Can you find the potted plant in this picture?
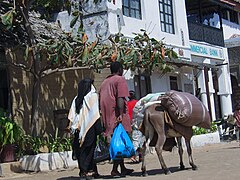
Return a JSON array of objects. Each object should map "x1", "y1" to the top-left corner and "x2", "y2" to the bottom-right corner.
[{"x1": 0, "y1": 109, "x2": 23, "y2": 163}]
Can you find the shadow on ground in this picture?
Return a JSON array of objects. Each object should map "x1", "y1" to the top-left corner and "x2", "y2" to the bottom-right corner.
[{"x1": 56, "y1": 166, "x2": 191, "y2": 180}]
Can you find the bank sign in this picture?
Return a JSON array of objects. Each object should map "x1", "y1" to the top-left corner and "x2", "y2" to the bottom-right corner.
[{"x1": 190, "y1": 42, "x2": 224, "y2": 60}]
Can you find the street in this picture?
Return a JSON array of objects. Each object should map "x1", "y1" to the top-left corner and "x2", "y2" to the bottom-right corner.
[{"x1": 1, "y1": 141, "x2": 240, "y2": 180}]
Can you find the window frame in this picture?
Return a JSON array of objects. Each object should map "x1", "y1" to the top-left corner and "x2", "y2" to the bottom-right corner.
[
  {"x1": 159, "y1": 0, "x2": 175, "y2": 34},
  {"x1": 122, "y1": 0, "x2": 142, "y2": 20}
]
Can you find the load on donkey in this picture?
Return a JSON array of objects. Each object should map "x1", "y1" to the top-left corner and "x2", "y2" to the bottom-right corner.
[{"x1": 133, "y1": 90, "x2": 211, "y2": 176}]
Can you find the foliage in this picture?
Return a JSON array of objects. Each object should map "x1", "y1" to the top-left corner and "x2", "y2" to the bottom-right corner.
[
  {"x1": 33, "y1": 30, "x2": 178, "y2": 75},
  {"x1": 0, "y1": 0, "x2": 178, "y2": 136},
  {"x1": 45, "y1": 128, "x2": 72, "y2": 153},
  {"x1": 0, "y1": 108, "x2": 24, "y2": 153},
  {"x1": 1, "y1": 1, "x2": 178, "y2": 74},
  {"x1": 193, "y1": 122, "x2": 218, "y2": 135},
  {"x1": 31, "y1": 0, "x2": 71, "y2": 21},
  {"x1": 17, "y1": 131, "x2": 73, "y2": 156},
  {"x1": 21, "y1": 135, "x2": 46, "y2": 155}
]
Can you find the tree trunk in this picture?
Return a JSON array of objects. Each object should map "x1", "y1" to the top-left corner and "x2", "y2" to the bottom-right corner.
[
  {"x1": 31, "y1": 76, "x2": 41, "y2": 136},
  {"x1": 19, "y1": 2, "x2": 42, "y2": 136}
]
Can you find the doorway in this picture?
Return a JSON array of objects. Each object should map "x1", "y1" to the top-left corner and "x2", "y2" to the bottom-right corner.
[
  {"x1": 134, "y1": 74, "x2": 151, "y2": 99},
  {"x1": 0, "y1": 48, "x2": 9, "y2": 111}
]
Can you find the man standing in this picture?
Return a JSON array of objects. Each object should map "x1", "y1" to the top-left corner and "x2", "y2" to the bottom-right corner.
[{"x1": 99, "y1": 61, "x2": 134, "y2": 177}]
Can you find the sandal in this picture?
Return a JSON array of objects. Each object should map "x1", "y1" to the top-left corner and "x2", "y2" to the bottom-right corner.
[
  {"x1": 92, "y1": 172, "x2": 101, "y2": 179},
  {"x1": 130, "y1": 157, "x2": 138, "y2": 163},
  {"x1": 111, "y1": 170, "x2": 121, "y2": 178},
  {"x1": 79, "y1": 172, "x2": 94, "y2": 180}
]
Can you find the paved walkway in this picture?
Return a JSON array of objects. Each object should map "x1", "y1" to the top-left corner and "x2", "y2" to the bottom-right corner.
[{"x1": 1, "y1": 141, "x2": 240, "y2": 180}]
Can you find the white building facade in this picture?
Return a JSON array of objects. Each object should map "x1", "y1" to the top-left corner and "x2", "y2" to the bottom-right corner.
[{"x1": 57, "y1": 0, "x2": 233, "y2": 121}]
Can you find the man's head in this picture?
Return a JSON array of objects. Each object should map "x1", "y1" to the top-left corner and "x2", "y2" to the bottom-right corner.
[
  {"x1": 129, "y1": 90, "x2": 136, "y2": 100},
  {"x1": 110, "y1": 61, "x2": 123, "y2": 75}
]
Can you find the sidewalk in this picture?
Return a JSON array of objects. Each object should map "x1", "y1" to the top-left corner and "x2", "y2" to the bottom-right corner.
[{"x1": 1, "y1": 141, "x2": 239, "y2": 180}]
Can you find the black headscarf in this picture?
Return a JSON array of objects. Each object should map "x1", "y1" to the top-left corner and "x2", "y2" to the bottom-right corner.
[{"x1": 75, "y1": 78, "x2": 94, "y2": 114}]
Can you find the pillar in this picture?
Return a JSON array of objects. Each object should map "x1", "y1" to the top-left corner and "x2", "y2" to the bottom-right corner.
[{"x1": 217, "y1": 48, "x2": 233, "y2": 117}]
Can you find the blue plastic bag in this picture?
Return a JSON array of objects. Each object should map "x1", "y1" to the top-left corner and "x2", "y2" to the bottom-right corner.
[{"x1": 109, "y1": 123, "x2": 136, "y2": 160}]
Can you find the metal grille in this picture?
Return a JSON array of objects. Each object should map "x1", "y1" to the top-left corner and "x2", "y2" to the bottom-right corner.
[{"x1": 188, "y1": 22, "x2": 224, "y2": 47}]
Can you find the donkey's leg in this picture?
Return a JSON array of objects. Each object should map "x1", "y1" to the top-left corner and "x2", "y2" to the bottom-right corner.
[
  {"x1": 154, "y1": 133, "x2": 171, "y2": 175},
  {"x1": 141, "y1": 141, "x2": 148, "y2": 176},
  {"x1": 185, "y1": 138, "x2": 197, "y2": 170},
  {"x1": 176, "y1": 137, "x2": 185, "y2": 170}
]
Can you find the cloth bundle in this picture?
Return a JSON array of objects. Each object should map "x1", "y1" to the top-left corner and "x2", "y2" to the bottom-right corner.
[{"x1": 159, "y1": 90, "x2": 211, "y2": 129}]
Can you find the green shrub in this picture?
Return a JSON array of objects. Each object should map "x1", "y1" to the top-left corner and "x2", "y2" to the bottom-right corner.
[
  {"x1": 0, "y1": 109, "x2": 23, "y2": 155},
  {"x1": 193, "y1": 122, "x2": 218, "y2": 135}
]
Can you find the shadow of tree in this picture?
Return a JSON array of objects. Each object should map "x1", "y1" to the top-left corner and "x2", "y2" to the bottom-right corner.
[{"x1": 8, "y1": 54, "x2": 95, "y2": 136}]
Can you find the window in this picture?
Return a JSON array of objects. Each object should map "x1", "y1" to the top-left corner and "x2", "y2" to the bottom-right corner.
[
  {"x1": 222, "y1": 9, "x2": 239, "y2": 24},
  {"x1": 170, "y1": 76, "x2": 178, "y2": 90},
  {"x1": 159, "y1": 0, "x2": 175, "y2": 34},
  {"x1": 122, "y1": 0, "x2": 142, "y2": 19}
]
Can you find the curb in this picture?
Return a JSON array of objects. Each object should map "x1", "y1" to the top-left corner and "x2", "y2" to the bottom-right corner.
[
  {"x1": 190, "y1": 131, "x2": 220, "y2": 147},
  {"x1": 20, "y1": 151, "x2": 77, "y2": 172},
  {"x1": 0, "y1": 161, "x2": 22, "y2": 177}
]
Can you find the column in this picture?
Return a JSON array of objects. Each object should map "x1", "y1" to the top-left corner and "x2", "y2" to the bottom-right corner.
[
  {"x1": 217, "y1": 48, "x2": 233, "y2": 117},
  {"x1": 197, "y1": 59, "x2": 217, "y2": 121},
  {"x1": 208, "y1": 69, "x2": 216, "y2": 121}
]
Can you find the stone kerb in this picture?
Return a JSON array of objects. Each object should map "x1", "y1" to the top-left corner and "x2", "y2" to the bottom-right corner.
[
  {"x1": 20, "y1": 151, "x2": 77, "y2": 172},
  {"x1": 182, "y1": 131, "x2": 220, "y2": 149}
]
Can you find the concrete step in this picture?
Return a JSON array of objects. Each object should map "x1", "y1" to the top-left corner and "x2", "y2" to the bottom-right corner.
[{"x1": 0, "y1": 161, "x2": 22, "y2": 177}]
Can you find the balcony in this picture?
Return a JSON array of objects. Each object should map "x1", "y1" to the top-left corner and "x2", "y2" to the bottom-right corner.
[{"x1": 188, "y1": 21, "x2": 224, "y2": 47}]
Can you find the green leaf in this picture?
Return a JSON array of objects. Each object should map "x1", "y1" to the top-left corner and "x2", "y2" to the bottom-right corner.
[
  {"x1": 82, "y1": 46, "x2": 89, "y2": 63},
  {"x1": 1, "y1": 10, "x2": 14, "y2": 29},
  {"x1": 72, "y1": 11, "x2": 79, "y2": 16},
  {"x1": 24, "y1": 45, "x2": 29, "y2": 61},
  {"x1": 115, "y1": 35, "x2": 120, "y2": 43},
  {"x1": 70, "y1": 14, "x2": 79, "y2": 28}
]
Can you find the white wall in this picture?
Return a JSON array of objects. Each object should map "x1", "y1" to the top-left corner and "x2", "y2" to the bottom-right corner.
[
  {"x1": 150, "y1": 72, "x2": 169, "y2": 93},
  {"x1": 222, "y1": 19, "x2": 240, "y2": 40},
  {"x1": 107, "y1": 0, "x2": 191, "y2": 59}
]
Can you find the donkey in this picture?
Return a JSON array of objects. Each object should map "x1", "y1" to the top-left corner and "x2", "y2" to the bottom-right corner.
[{"x1": 140, "y1": 103, "x2": 197, "y2": 176}]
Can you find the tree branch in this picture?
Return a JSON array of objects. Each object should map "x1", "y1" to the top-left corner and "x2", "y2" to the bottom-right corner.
[{"x1": 41, "y1": 66, "x2": 91, "y2": 78}]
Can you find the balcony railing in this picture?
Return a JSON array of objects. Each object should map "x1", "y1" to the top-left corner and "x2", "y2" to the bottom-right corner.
[{"x1": 188, "y1": 21, "x2": 224, "y2": 47}]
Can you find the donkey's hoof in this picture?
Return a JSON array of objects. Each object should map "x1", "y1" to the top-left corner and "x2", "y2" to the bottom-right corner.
[
  {"x1": 164, "y1": 169, "x2": 171, "y2": 175},
  {"x1": 192, "y1": 165, "x2": 198, "y2": 170},
  {"x1": 142, "y1": 172, "x2": 148, "y2": 177},
  {"x1": 180, "y1": 164, "x2": 185, "y2": 170}
]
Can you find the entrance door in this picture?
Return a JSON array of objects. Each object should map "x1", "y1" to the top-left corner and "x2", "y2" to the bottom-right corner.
[
  {"x1": 0, "y1": 49, "x2": 9, "y2": 111},
  {"x1": 170, "y1": 76, "x2": 178, "y2": 90},
  {"x1": 134, "y1": 75, "x2": 151, "y2": 99}
]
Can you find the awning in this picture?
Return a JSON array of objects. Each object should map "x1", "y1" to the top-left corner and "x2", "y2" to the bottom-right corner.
[
  {"x1": 166, "y1": 58, "x2": 221, "y2": 69},
  {"x1": 225, "y1": 37, "x2": 240, "y2": 48}
]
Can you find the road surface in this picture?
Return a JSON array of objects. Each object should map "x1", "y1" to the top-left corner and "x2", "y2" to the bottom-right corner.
[{"x1": 1, "y1": 141, "x2": 240, "y2": 180}]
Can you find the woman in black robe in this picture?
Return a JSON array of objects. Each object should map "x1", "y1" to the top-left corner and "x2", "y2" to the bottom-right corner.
[{"x1": 67, "y1": 78, "x2": 102, "y2": 179}]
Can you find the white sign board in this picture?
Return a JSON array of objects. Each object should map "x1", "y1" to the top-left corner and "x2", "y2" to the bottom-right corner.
[{"x1": 190, "y1": 42, "x2": 224, "y2": 60}]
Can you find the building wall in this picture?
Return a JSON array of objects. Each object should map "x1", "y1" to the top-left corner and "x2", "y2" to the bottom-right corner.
[
  {"x1": 107, "y1": 0, "x2": 191, "y2": 59},
  {"x1": 5, "y1": 48, "x2": 110, "y2": 135},
  {"x1": 107, "y1": 0, "x2": 194, "y2": 95},
  {"x1": 222, "y1": 19, "x2": 240, "y2": 39}
]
